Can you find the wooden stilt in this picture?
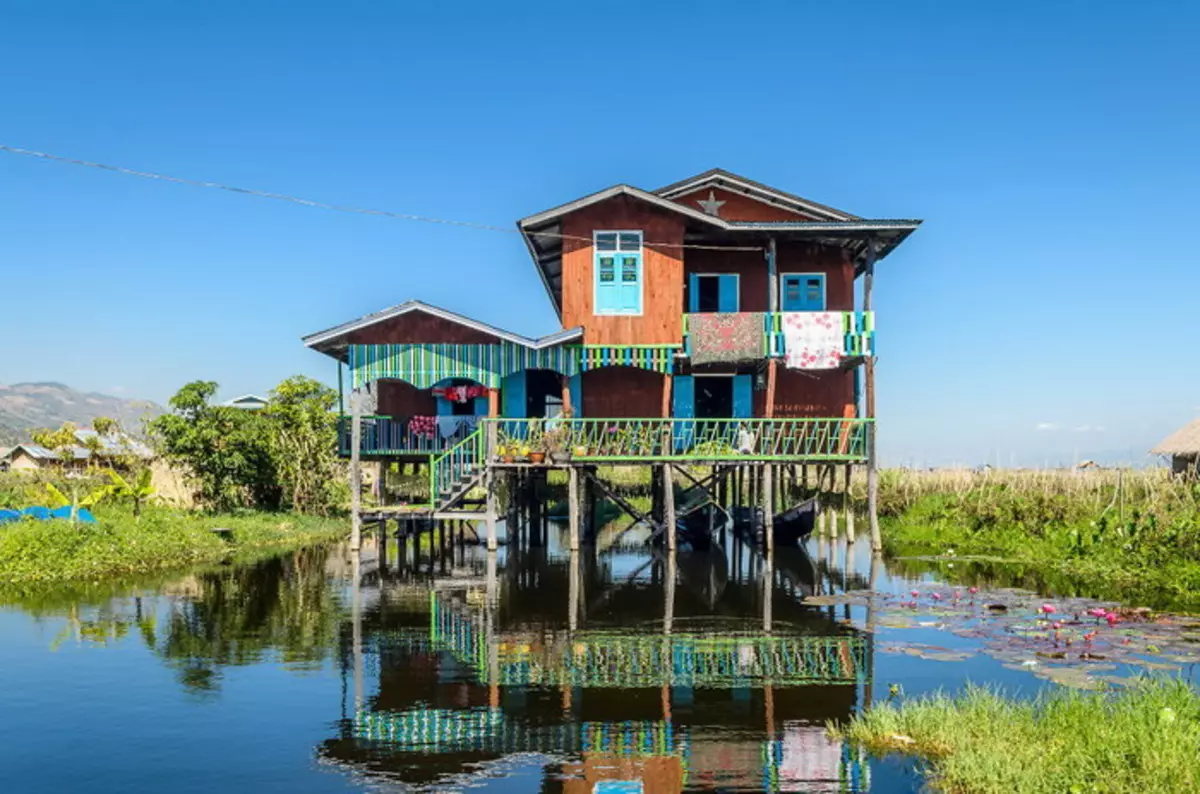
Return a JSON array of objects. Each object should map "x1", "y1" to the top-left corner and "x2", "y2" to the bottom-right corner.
[
  {"x1": 864, "y1": 238, "x2": 881, "y2": 551},
  {"x1": 827, "y1": 466, "x2": 839, "y2": 539},
  {"x1": 663, "y1": 463, "x2": 677, "y2": 552},
  {"x1": 763, "y1": 464, "x2": 774, "y2": 551},
  {"x1": 844, "y1": 463, "x2": 856, "y2": 542},
  {"x1": 568, "y1": 466, "x2": 580, "y2": 551},
  {"x1": 485, "y1": 469, "x2": 498, "y2": 551},
  {"x1": 349, "y1": 392, "x2": 363, "y2": 552}
]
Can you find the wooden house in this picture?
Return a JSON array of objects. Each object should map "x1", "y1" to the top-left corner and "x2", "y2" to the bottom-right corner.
[
  {"x1": 1152, "y1": 418, "x2": 1200, "y2": 477},
  {"x1": 304, "y1": 169, "x2": 919, "y2": 548}
]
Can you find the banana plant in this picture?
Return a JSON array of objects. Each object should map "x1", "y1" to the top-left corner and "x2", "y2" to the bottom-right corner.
[{"x1": 104, "y1": 468, "x2": 156, "y2": 517}]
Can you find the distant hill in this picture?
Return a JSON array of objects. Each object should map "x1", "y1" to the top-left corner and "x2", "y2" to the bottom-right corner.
[{"x1": 0, "y1": 382, "x2": 163, "y2": 445}]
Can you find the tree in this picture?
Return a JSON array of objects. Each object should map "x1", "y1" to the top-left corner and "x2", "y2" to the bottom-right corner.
[
  {"x1": 263, "y1": 376, "x2": 342, "y2": 514},
  {"x1": 149, "y1": 381, "x2": 279, "y2": 511},
  {"x1": 92, "y1": 416, "x2": 119, "y2": 436}
]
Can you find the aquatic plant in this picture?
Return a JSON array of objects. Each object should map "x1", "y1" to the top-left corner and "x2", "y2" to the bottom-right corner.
[{"x1": 833, "y1": 678, "x2": 1200, "y2": 794}]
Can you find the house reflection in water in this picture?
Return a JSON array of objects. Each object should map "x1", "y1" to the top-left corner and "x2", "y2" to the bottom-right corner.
[{"x1": 318, "y1": 529, "x2": 873, "y2": 792}]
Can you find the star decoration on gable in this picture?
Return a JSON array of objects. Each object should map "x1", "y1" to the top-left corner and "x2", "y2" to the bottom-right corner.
[{"x1": 696, "y1": 190, "x2": 726, "y2": 217}]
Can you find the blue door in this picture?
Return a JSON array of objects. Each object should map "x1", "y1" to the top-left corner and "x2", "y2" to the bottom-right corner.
[
  {"x1": 617, "y1": 252, "x2": 642, "y2": 314},
  {"x1": 732, "y1": 374, "x2": 753, "y2": 418},
  {"x1": 781, "y1": 274, "x2": 826, "y2": 311},
  {"x1": 672, "y1": 375, "x2": 695, "y2": 450},
  {"x1": 687, "y1": 273, "x2": 739, "y2": 312}
]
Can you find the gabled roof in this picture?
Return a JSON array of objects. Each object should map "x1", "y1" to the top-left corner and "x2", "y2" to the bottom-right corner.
[
  {"x1": 6, "y1": 443, "x2": 89, "y2": 461},
  {"x1": 654, "y1": 168, "x2": 859, "y2": 222},
  {"x1": 1152, "y1": 418, "x2": 1200, "y2": 455},
  {"x1": 223, "y1": 394, "x2": 269, "y2": 408},
  {"x1": 302, "y1": 299, "x2": 583, "y2": 361},
  {"x1": 518, "y1": 170, "x2": 921, "y2": 315}
]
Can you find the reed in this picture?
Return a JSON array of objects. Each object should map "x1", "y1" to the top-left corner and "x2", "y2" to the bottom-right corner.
[{"x1": 833, "y1": 678, "x2": 1200, "y2": 794}]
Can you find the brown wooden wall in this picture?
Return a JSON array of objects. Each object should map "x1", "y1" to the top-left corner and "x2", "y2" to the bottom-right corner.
[
  {"x1": 763, "y1": 368, "x2": 856, "y2": 418},
  {"x1": 343, "y1": 311, "x2": 501, "y2": 345},
  {"x1": 560, "y1": 195, "x2": 685, "y2": 345},
  {"x1": 581, "y1": 367, "x2": 666, "y2": 418},
  {"x1": 375, "y1": 379, "x2": 436, "y2": 417},
  {"x1": 683, "y1": 243, "x2": 853, "y2": 312},
  {"x1": 670, "y1": 186, "x2": 815, "y2": 221}
]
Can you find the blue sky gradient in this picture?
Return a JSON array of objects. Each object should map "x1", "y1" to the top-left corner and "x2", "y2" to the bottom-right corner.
[{"x1": 2, "y1": 0, "x2": 1197, "y2": 465}]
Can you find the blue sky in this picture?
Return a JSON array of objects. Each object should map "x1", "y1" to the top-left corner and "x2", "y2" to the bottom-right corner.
[{"x1": 2, "y1": 0, "x2": 1197, "y2": 466}]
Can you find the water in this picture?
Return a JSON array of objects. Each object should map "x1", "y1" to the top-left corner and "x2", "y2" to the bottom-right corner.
[{"x1": 2, "y1": 520, "x2": 1195, "y2": 793}]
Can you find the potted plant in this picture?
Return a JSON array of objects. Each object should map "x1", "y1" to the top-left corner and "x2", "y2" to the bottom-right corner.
[
  {"x1": 517, "y1": 444, "x2": 533, "y2": 463},
  {"x1": 543, "y1": 426, "x2": 570, "y2": 464},
  {"x1": 497, "y1": 444, "x2": 516, "y2": 464}
]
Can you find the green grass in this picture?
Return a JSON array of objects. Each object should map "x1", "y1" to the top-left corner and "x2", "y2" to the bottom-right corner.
[
  {"x1": 877, "y1": 468, "x2": 1200, "y2": 610},
  {"x1": 834, "y1": 679, "x2": 1200, "y2": 794},
  {"x1": 0, "y1": 503, "x2": 347, "y2": 593}
]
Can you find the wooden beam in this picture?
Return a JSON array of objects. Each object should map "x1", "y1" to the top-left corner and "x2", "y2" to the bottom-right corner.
[
  {"x1": 350, "y1": 391, "x2": 363, "y2": 551},
  {"x1": 560, "y1": 374, "x2": 572, "y2": 417},
  {"x1": 765, "y1": 359, "x2": 778, "y2": 419},
  {"x1": 767, "y1": 236, "x2": 779, "y2": 312},
  {"x1": 488, "y1": 387, "x2": 500, "y2": 418},
  {"x1": 661, "y1": 373, "x2": 673, "y2": 418},
  {"x1": 763, "y1": 464, "x2": 774, "y2": 552}
]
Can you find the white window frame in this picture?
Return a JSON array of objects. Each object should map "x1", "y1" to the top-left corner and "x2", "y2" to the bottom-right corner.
[
  {"x1": 593, "y1": 230, "x2": 644, "y2": 316},
  {"x1": 688, "y1": 272, "x2": 740, "y2": 313},
  {"x1": 779, "y1": 272, "x2": 827, "y2": 311}
]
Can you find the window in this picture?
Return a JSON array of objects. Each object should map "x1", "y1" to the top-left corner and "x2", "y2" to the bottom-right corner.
[
  {"x1": 594, "y1": 230, "x2": 643, "y2": 315},
  {"x1": 688, "y1": 273, "x2": 739, "y2": 312},
  {"x1": 780, "y1": 273, "x2": 826, "y2": 311}
]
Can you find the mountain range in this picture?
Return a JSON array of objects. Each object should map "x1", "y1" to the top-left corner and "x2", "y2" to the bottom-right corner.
[{"x1": 0, "y1": 382, "x2": 163, "y2": 446}]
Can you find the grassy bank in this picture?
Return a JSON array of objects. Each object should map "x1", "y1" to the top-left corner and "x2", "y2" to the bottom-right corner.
[
  {"x1": 0, "y1": 504, "x2": 347, "y2": 591},
  {"x1": 834, "y1": 679, "x2": 1200, "y2": 793},
  {"x1": 878, "y1": 468, "x2": 1200, "y2": 609}
]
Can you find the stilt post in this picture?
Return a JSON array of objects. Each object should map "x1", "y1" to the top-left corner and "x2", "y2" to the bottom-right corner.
[
  {"x1": 349, "y1": 391, "x2": 363, "y2": 551},
  {"x1": 763, "y1": 464, "x2": 774, "y2": 551},
  {"x1": 863, "y1": 238, "x2": 881, "y2": 550},
  {"x1": 663, "y1": 463, "x2": 677, "y2": 552},
  {"x1": 568, "y1": 465, "x2": 581, "y2": 551}
]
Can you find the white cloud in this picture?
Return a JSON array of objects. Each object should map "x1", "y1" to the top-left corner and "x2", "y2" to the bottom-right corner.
[{"x1": 1035, "y1": 422, "x2": 1059, "y2": 431}]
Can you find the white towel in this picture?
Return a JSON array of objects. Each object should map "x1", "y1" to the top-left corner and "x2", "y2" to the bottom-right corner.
[{"x1": 782, "y1": 312, "x2": 844, "y2": 370}]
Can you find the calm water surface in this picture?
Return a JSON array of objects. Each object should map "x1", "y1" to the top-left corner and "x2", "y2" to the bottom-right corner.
[{"x1": 2, "y1": 519, "x2": 1192, "y2": 793}]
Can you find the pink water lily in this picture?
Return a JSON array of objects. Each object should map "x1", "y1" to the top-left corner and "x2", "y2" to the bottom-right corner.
[
  {"x1": 910, "y1": 589, "x2": 920, "y2": 597},
  {"x1": 1038, "y1": 604, "x2": 1057, "y2": 615},
  {"x1": 931, "y1": 593, "x2": 942, "y2": 601},
  {"x1": 968, "y1": 587, "x2": 979, "y2": 595},
  {"x1": 1088, "y1": 607, "x2": 1108, "y2": 619}
]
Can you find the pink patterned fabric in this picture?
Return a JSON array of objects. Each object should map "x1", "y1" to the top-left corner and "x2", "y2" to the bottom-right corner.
[{"x1": 782, "y1": 312, "x2": 844, "y2": 370}]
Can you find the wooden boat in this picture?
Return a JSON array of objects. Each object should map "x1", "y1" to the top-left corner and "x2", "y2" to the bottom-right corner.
[
  {"x1": 732, "y1": 498, "x2": 819, "y2": 547},
  {"x1": 675, "y1": 502, "x2": 729, "y2": 552}
]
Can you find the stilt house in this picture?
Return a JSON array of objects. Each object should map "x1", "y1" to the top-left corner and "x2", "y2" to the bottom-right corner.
[{"x1": 303, "y1": 169, "x2": 919, "y2": 531}]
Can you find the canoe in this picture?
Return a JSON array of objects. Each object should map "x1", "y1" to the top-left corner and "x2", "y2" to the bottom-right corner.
[
  {"x1": 675, "y1": 503, "x2": 729, "y2": 552},
  {"x1": 732, "y1": 497, "x2": 820, "y2": 547}
]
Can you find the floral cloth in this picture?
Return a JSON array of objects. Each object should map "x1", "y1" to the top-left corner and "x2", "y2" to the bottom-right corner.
[
  {"x1": 782, "y1": 312, "x2": 844, "y2": 370},
  {"x1": 432, "y1": 384, "x2": 489, "y2": 403},
  {"x1": 688, "y1": 312, "x2": 765, "y2": 365}
]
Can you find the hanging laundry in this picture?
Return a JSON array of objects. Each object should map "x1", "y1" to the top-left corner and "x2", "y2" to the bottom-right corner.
[
  {"x1": 409, "y1": 415, "x2": 437, "y2": 438},
  {"x1": 782, "y1": 312, "x2": 845, "y2": 370},
  {"x1": 688, "y1": 312, "x2": 765, "y2": 365}
]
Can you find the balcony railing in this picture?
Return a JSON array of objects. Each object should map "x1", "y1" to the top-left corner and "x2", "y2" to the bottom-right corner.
[
  {"x1": 682, "y1": 311, "x2": 874, "y2": 361},
  {"x1": 484, "y1": 417, "x2": 872, "y2": 462},
  {"x1": 337, "y1": 415, "x2": 480, "y2": 456}
]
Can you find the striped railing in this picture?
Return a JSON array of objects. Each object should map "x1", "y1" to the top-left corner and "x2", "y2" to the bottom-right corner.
[
  {"x1": 337, "y1": 415, "x2": 477, "y2": 456},
  {"x1": 682, "y1": 311, "x2": 874, "y2": 361},
  {"x1": 429, "y1": 428, "x2": 485, "y2": 507},
  {"x1": 484, "y1": 417, "x2": 871, "y2": 462}
]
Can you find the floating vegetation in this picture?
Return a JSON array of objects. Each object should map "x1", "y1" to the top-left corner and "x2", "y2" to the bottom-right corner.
[{"x1": 844, "y1": 586, "x2": 1200, "y2": 690}]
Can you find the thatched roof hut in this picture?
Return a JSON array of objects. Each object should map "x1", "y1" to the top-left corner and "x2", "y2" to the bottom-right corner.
[{"x1": 1151, "y1": 418, "x2": 1200, "y2": 475}]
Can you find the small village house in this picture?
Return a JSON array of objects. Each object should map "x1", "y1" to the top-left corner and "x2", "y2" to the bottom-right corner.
[
  {"x1": 1, "y1": 428, "x2": 153, "y2": 473},
  {"x1": 222, "y1": 394, "x2": 270, "y2": 410},
  {"x1": 1152, "y1": 418, "x2": 1200, "y2": 477},
  {"x1": 303, "y1": 169, "x2": 920, "y2": 549}
]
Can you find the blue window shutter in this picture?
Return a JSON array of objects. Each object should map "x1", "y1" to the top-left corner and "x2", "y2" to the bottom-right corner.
[
  {"x1": 595, "y1": 252, "x2": 619, "y2": 314},
  {"x1": 781, "y1": 274, "x2": 826, "y2": 311},
  {"x1": 619, "y1": 253, "x2": 642, "y2": 314},
  {"x1": 473, "y1": 396, "x2": 488, "y2": 415},
  {"x1": 718, "y1": 274, "x2": 739, "y2": 312},
  {"x1": 501, "y1": 371, "x2": 526, "y2": 418},
  {"x1": 568, "y1": 373, "x2": 583, "y2": 417},
  {"x1": 733, "y1": 374, "x2": 753, "y2": 418},
  {"x1": 672, "y1": 376, "x2": 695, "y2": 418},
  {"x1": 436, "y1": 396, "x2": 453, "y2": 416},
  {"x1": 688, "y1": 272, "x2": 700, "y2": 312}
]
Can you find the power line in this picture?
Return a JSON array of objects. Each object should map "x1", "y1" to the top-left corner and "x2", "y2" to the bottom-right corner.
[{"x1": 0, "y1": 144, "x2": 764, "y2": 252}]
